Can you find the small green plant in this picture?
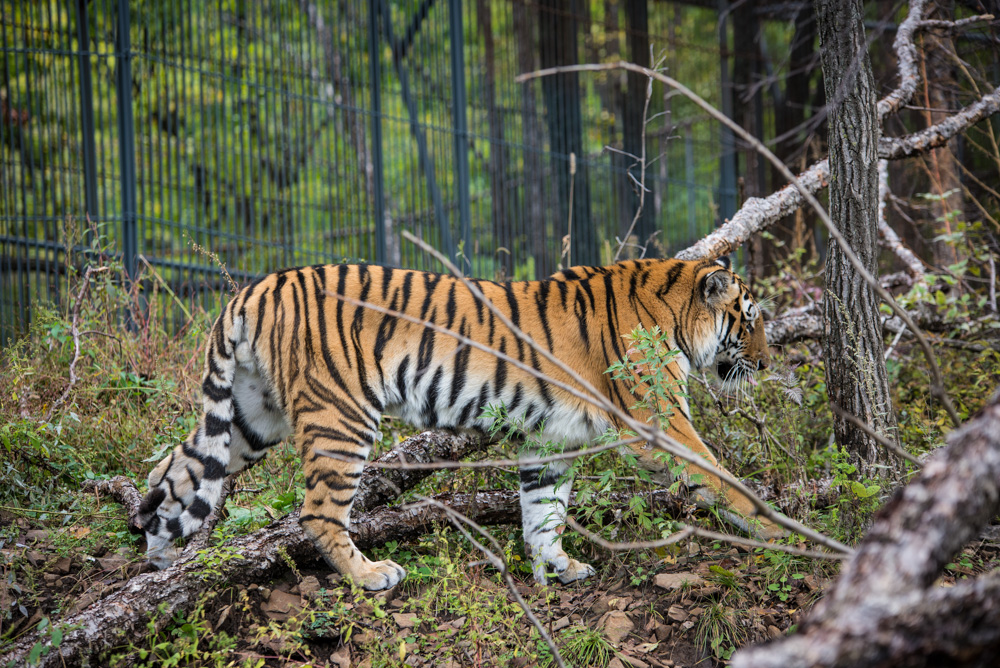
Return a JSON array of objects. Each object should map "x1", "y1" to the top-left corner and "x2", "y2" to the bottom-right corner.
[
  {"x1": 695, "y1": 601, "x2": 747, "y2": 662},
  {"x1": 550, "y1": 625, "x2": 614, "y2": 668}
]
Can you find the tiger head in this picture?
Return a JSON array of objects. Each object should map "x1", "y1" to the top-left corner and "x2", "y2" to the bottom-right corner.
[{"x1": 695, "y1": 257, "x2": 770, "y2": 393}]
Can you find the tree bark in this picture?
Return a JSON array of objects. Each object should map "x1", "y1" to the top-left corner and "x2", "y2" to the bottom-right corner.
[
  {"x1": 733, "y1": 389, "x2": 1000, "y2": 668},
  {"x1": 815, "y1": 0, "x2": 901, "y2": 473}
]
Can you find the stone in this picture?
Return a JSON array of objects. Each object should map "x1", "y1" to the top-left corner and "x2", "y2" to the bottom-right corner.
[
  {"x1": 590, "y1": 595, "x2": 613, "y2": 616},
  {"x1": 600, "y1": 611, "x2": 634, "y2": 644},
  {"x1": 667, "y1": 605, "x2": 688, "y2": 623},
  {"x1": 261, "y1": 589, "x2": 303, "y2": 622},
  {"x1": 653, "y1": 572, "x2": 706, "y2": 592},
  {"x1": 299, "y1": 575, "x2": 322, "y2": 599},
  {"x1": 620, "y1": 655, "x2": 650, "y2": 668},
  {"x1": 24, "y1": 530, "x2": 49, "y2": 544},
  {"x1": 329, "y1": 644, "x2": 351, "y2": 668},
  {"x1": 768, "y1": 624, "x2": 782, "y2": 639},
  {"x1": 551, "y1": 615, "x2": 571, "y2": 632},
  {"x1": 97, "y1": 555, "x2": 129, "y2": 572},
  {"x1": 392, "y1": 612, "x2": 419, "y2": 630},
  {"x1": 52, "y1": 557, "x2": 73, "y2": 575}
]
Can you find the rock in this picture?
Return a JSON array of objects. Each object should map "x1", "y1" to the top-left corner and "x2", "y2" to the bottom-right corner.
[
  {"x1": 25, "y1": 550, "x2": 44, "y2": 566},
  {"x1": 42, "y1": 573, "x2": 59, "y2": 585},
  {"x1": 653, "y1": 572, "x2": 706, "y2": 592},
  {"x1": 329, "y1": 644, "x2": 351, "y2": 668},
  {"x1": 97, "y1": 555, "x2": 129, "y2": 572},
  {"x1": 667, "y1": 605, "x2": 688, "y2": 623},
  {"x1": 552, "y1": 615, "x2": 571, "y2": 632},
  {"x1": 620, "y1": 655, "x2": 650, "y2": 668},
  {"x1": 392, "y1": 612, "x2": 419, "y2": 630},
  {"x1": 52, "y1": 557, "x2": 73, "y2": 575},
  {"x1": 654, "y1": 623, "x2": 672, "y2": 641},
  {"x1": 450, "y1": 616, "x2": 466, "y2": 629},
  {"x1": 24, "y1": 530, "x2": 49, "y2": 544},
  {"x1": 351, "y1": 630, "x2": 374, "y2": 645},
  {"x1": 299, "y1": 575, "x2": 322, "y2": 599},
  {"x1": 389, "y1": 598, "x2": 406, "y2": 609},
  {"x1": 261, "y1": 589, "x2": 303, "y2": 622},
  {"x1": 600, "y1": 611, "x2": 634, "y2": 644},
  {"x1": 768, "y1": 624, "x2": 782, "y2": 639},
  {"x1": 590, "y1": 595, "x2": 613, "y2": 616}
]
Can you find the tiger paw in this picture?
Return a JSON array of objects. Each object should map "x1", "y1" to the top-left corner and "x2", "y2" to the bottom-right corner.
[
  {"x1": 146, "y1": 534, "x2": 183, "y2": 570},
  {"x1": 349, "y1": 559, "x2": 407, "y2": 591},
  {"x1": 555, "y1": 558, "x2": 596, "y2": 584},
  {"x1": 532, "y1": 552, "x2": 595, "y2": 585}
]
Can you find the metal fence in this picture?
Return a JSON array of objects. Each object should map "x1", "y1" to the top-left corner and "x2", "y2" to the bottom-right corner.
[{"x1": 1, "y1": 0, "x2": 741, "y2": 342}]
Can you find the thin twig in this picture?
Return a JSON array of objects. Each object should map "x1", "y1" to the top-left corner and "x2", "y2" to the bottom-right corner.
[
  {"x1": 565, "y1": 517, "x2": 846, "y2": 561},
  {"x1": 413, "y1": 496, "x2": 568, "y2": 668},
  {"x1": 614, "y1": 51, "x2": 655, "y2": 262},
  {"x1": 44, "y1": 266, "x2": 110, "y2": 422},
  {"x1": 829, "y1": 403, "x2": 922, "y2": 468}
]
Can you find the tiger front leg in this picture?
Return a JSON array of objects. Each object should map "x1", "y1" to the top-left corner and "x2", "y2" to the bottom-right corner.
[
  {"x1": 298, "y1": 412, "x2": 405, "y2": 591},
  {"x1": 519, "y1": 459, "x2": 595, "y2": 585},
  {"x1": 632, "y1": 439, "x2": 785, "y2": 540}
]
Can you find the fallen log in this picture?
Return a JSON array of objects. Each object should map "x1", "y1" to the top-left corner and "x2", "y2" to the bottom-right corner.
[
  {"x1": 733, "y1": 389, "x2": 1000, "y2": 668},
  {"x1": 0, "y1": 430, "x2": 487, "y2": 668}
]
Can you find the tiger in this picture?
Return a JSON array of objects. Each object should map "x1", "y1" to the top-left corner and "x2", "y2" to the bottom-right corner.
[{"x1": 138, "y1": 257, "x2": 780, "y2": 590}]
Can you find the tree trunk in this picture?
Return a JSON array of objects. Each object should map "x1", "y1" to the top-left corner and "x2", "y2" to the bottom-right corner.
[
  {"x1": 514, "y1": 0, "x2": 547, "y2": 274},
  {"x1": 922, "y1": 0, "x2": 965, "y2": 270},
  {"x1": 622, "y1": 0, "x2": 655, "y2": 254},
  {"x1": 475, "y1": 0, "x2": 514, "y2": 279},
  {"x1": 733, "y1": 389, "x2": 1000, "y2": 668},
  {"x1": 815, "y1": 0, "x2": 901, "y2": 473}
]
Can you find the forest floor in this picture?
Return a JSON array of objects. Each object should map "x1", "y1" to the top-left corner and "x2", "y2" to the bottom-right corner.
[{"x1": 5, "y1": 503, "x2": 999, "y2": 668}]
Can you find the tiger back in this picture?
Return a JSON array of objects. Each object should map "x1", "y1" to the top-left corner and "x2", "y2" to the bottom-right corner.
[{"x1": 139, "y1": 258, "x2": 778, "y2": 590}]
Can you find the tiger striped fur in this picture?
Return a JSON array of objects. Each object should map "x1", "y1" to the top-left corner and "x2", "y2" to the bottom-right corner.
[{"x1": 139, "y1": 258, "x2": 778, "y2": 590}]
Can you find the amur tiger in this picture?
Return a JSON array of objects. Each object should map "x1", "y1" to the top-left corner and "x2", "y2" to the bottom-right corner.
[{"x1": 139, "y1": 257, "x2": 780, "y2": 590}]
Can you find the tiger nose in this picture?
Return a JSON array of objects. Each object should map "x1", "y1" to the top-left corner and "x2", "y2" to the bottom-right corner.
[{"x1": 757, "y1": 357, "x2": 769, "y2": 371}]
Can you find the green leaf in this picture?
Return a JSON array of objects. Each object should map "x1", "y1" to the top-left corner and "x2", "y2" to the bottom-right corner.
[{"x1": 51, "y1": 627, "x2": 63, "y2": 647}]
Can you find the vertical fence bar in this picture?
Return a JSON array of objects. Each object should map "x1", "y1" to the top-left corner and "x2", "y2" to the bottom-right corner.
[
  {"x1": 115, "y1": 0, "x2": 137, "y2": 284},
  {"x1": 75, "y1": 0, "x2": 98, "y2": 230},
  {"x1": 716, "y1": 0, "x2": 736, "y2": 227},
  {"x1": 448, "y1": 0, "x2": 471, "y2": 265},
  {"x1": 368, "y1": 0, "x2": 387, "y2": 265}
]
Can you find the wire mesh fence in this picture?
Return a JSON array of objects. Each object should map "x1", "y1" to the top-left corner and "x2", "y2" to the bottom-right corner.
[{"x1": 1, "y1": 0, "x2": 741, "y2": 343}]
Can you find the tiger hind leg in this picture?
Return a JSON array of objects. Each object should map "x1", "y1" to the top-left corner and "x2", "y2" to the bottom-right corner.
[
  {"x1": 140, "y1": 361, "x2": 289, "y2": 568},
  {"x1": 519, "y1": 459, "x2": 595, "y2": 585},
  {"x1": 298, "y1": 407, "x2": 405, "y2": 591}
]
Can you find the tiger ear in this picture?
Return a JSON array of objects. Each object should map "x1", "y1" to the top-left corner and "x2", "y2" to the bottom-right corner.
[
  {"x1": 702, "y1": 270, "x2": 731, "y2": 305},
  {"x1": 714, "y1": 256, "x2": 731, "y2": 270}
]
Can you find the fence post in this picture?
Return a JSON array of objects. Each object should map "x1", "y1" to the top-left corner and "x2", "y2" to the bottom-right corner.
[
  {"x1": 115, "y1": 0, "x2": 137, "y2": 285},
  {"x1": 75, "y1": 0, "x2": 98, "y2": 233},
  {"x1": 367, "y1": 0, "x2": 387, "y2": 265},
  {"x1": 447, "y1": 0, "x2": 471, "y2": 266}
]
